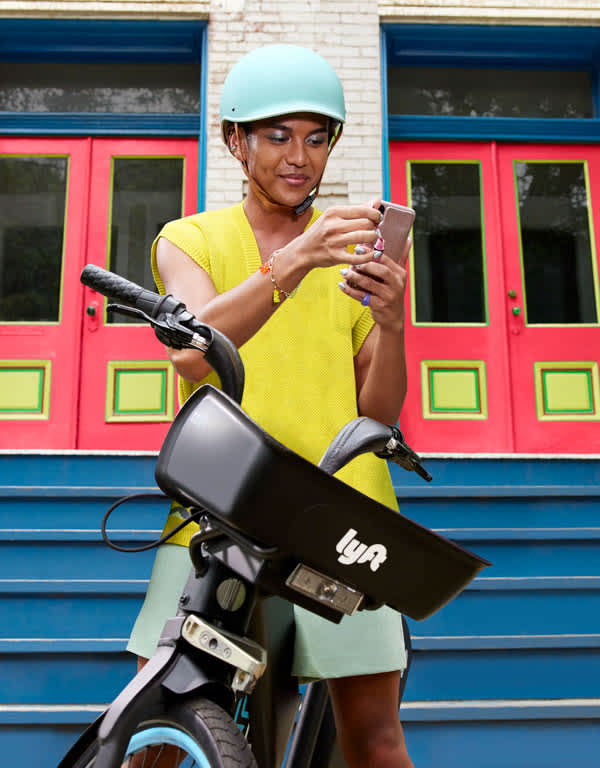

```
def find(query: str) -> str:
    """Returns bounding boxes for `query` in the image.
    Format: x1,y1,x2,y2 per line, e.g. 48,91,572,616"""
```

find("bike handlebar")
81,263,170,317
319,417,432,482
80,265,245,405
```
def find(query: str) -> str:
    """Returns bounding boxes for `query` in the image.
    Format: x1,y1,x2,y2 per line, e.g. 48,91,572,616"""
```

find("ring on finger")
361,292,371,307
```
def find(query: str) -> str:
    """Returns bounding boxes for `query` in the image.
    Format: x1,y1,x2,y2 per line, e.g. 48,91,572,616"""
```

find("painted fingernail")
375,237,385,250
373,250,383,260
361,292,371,307
376,228,382,238
354,245,367,255
340,267,349,276
338,281,346,291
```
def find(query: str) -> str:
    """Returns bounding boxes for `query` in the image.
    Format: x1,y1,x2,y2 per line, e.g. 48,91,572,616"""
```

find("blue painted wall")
1,452,599,766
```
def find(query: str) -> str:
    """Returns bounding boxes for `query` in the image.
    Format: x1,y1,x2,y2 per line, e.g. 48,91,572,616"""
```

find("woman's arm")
347,239,411,424
156,204,382,382
156,237,294,382
353,324,407,424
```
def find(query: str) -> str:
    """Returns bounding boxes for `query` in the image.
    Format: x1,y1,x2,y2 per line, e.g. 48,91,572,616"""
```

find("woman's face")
241,113,330,207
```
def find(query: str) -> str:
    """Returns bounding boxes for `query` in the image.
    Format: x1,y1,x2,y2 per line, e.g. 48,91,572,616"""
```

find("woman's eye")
306,136,327,147
267,133,288,143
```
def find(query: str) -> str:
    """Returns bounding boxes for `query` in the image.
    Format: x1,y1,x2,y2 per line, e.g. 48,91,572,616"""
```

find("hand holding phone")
377,201,415,265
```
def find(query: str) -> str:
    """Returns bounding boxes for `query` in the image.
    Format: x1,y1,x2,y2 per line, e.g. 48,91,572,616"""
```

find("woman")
128,44,414,768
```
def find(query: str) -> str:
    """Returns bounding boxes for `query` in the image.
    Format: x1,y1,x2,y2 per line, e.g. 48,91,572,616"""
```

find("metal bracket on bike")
181,615,267,694
376,427,433,482
286,563,364,616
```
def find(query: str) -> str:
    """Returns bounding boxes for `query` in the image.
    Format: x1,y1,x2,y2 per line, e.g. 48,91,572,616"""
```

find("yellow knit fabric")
151,201,398,510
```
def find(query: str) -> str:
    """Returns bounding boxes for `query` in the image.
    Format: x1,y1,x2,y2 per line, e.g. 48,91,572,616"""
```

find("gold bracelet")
260,250,299,304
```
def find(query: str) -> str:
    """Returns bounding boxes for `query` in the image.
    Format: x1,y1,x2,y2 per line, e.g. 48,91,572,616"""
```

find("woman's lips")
281,174,310,186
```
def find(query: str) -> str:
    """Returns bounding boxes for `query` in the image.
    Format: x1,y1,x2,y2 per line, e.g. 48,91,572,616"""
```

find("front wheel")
70,699,257,768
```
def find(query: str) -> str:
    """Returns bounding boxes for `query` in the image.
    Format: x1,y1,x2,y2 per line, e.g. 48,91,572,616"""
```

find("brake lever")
107,303,210,351
375,427,432,482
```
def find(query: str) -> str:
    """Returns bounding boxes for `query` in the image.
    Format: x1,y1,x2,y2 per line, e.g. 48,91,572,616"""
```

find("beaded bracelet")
260,250,299,304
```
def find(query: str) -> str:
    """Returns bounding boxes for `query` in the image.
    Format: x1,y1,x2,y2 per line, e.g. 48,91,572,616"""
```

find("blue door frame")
0,18,208,209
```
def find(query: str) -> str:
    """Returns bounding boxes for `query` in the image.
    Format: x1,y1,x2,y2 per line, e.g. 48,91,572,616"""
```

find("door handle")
86,300,99,332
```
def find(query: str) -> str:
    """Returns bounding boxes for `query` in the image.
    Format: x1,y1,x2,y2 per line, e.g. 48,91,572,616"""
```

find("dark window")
107,157,184,323
0,157,67,322
410,162,486,324
516,162,598,324
0,62,200,113
388,67,592,119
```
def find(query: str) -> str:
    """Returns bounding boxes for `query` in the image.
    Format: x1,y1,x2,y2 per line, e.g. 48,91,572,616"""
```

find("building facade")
1,1,600,766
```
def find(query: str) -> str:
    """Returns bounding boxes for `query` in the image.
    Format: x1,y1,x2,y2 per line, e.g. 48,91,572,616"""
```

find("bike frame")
59,531,345,768
59,266,487,768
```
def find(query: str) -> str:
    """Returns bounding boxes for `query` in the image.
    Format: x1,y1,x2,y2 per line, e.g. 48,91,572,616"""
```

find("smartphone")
378,201,415,264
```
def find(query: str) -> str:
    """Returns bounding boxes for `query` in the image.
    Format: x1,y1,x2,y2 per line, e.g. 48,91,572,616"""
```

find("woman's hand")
340,236,411,332
285,203,382,269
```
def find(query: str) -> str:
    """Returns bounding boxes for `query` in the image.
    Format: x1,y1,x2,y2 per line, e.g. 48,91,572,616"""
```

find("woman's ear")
228,125,250,169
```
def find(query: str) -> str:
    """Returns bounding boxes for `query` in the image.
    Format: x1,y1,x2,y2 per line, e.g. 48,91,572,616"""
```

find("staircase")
1,452,599,766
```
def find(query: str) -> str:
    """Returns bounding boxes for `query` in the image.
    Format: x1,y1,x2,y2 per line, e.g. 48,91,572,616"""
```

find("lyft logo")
336,528,387,572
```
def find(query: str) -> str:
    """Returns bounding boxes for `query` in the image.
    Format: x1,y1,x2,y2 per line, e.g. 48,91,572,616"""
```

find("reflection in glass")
388,67,592,119
0,62,200,113
410,163,486,323
0,157,67,322
516,162,598,324
108,157,184,323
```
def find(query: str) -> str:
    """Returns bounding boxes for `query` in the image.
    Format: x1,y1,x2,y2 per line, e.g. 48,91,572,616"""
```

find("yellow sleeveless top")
152,201,398,510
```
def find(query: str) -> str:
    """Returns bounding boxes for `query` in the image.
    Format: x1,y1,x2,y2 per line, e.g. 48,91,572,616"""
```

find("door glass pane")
0,62,200,113
410,162,486,323
0,156,67,322
388,67,592,118
107,157,184,324
515,162,598,325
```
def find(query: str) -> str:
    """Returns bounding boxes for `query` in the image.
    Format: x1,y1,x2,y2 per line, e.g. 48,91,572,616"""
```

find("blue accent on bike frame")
382,24,600,144
234,695,250,732
127,725,210,767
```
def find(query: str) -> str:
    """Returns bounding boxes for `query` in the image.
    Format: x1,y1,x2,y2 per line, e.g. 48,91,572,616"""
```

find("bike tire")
68,698,257,768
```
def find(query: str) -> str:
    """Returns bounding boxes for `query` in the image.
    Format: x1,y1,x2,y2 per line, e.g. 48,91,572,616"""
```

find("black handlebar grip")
318,418,392,476
81,265,162,317
81,264,245,405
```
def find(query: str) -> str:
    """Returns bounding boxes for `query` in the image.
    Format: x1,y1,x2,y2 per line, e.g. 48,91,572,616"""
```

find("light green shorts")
127,543,407,680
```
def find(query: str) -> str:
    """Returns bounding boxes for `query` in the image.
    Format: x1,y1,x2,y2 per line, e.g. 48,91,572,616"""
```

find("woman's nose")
286,138,308,166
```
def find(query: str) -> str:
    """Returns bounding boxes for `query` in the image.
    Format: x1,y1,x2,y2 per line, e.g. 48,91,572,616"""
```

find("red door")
0,138,90,449
390,141,513,453
498,144,600,453
77,138,198,450
0,137,198,450
390,141,600,455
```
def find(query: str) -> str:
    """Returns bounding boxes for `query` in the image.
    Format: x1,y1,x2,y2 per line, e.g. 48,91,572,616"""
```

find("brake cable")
100,493,204,553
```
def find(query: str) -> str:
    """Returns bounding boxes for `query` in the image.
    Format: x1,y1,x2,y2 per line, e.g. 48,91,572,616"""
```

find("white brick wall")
204,0,383,209
0,2,210,17
379,1,600,24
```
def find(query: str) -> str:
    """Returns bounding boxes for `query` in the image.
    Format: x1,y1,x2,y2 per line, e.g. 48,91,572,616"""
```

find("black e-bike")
58,265,489,768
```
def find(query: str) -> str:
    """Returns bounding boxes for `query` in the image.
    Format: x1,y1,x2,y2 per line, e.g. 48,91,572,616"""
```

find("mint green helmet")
220,44,346,141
